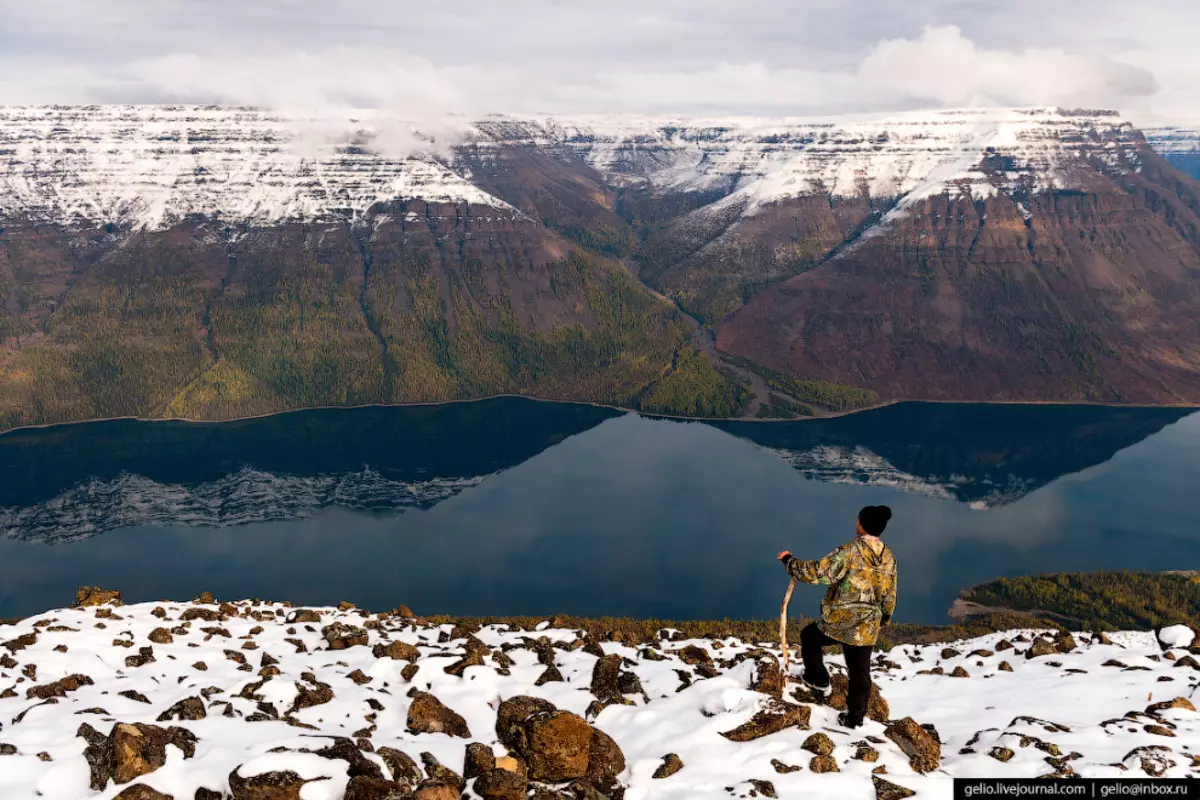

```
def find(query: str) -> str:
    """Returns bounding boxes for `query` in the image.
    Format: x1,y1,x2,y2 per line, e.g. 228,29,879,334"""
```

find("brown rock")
855,745,879,762
771,758,800,773
748,779,777,797
111,723,198,785
802,732,835,756
749,654,783,698
998,661,1013,672
126,647,156,668
1145,725,1176,737
342,775,407,800
419,751,463,790
720,699,810,741
396,605,415,618
1026,638,1057,659
950,666,970,678
288,609,321,623
809,754,839,773
496,695,558,751
27,673,93,699
473,768,528,800
322,622,368,650
587,727,626,793
522,711,593,781
828,674,890,722
157,697,206,722
675,645,713,666
290,678,334,713
148,629,174,645
180,608,220,622
74,587,123,608
347,669,372,685
195,592,215,604
591,654,625,704
941,648,960,659
378,747,422,791
872,775,916,800
401,664,419,681
406,691,471,738
313,737,384,780
990,746,1015,762
885,717,941,774
114,785,173,800
652,753,683,779
228,768,316,800
372,641,419,662
412,782,459,800
1147,697,1197,715
463,742,496,780
531,665,563,686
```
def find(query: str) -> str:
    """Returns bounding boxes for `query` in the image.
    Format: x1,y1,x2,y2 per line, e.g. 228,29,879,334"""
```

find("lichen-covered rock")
228,768,316,800
74,586,123,608
372,640,419,662
872,775,917,800
720,699,810,741
496,695,558,751
110,723,198,785
406,691,471,738
473,768,528,800
652,753,684,779
321,622,368,650
113,785,173,800
378,746,422,791
885,717,941,774
156,696,206,722
26,673,93,699
809,754,838,773
801,732,834,756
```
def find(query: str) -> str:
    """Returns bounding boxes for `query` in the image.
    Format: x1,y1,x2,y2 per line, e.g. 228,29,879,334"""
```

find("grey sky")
1,0,1195,123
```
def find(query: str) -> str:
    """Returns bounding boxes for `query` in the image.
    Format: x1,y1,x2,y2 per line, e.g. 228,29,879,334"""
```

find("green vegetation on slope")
0,225,748,429
721,351,880,412
963,572,1200,631
637,346,752,418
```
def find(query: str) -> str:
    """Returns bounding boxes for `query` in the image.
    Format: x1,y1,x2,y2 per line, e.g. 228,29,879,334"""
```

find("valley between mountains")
2,106,1200,430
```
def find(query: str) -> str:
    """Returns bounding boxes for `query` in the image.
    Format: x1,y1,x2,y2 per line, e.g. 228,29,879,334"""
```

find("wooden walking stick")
780,577,796,681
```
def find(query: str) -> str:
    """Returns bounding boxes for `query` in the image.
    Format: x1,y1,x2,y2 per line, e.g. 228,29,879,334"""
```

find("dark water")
2,399,1199,623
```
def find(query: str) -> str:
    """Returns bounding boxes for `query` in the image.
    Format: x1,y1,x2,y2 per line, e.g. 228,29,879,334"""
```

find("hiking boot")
837,711,864,729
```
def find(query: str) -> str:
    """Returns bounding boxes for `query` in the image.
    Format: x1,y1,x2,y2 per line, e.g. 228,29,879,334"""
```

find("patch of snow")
1159,625,1196,649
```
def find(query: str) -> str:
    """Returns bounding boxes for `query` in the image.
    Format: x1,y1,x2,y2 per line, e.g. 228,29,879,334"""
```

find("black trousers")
800,621,873,725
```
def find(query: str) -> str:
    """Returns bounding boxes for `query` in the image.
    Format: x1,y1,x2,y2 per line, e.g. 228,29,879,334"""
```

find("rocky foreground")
1,591,1199,800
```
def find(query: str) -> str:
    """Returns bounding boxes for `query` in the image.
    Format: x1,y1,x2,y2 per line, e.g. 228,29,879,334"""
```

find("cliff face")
716,148,1200,403
2,106,1199,426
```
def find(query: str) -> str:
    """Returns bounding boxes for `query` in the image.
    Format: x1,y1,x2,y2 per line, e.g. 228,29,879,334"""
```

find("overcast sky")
1,0,1196,124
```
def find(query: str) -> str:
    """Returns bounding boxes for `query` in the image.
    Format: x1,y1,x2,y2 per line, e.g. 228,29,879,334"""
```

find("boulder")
313,737,384,780
406,691,471,738
378,747,422,791
771,758,800,773
652,753,683,779
802,732,835,756
322,622,368,650
536,666,565,686
288,609,321,623
720,699,810,741
989,747,1015,762
156,697,206,722
26,673,93,700
228,768,316,800
590,654,625,704
496,696,557,751
885,717,941,774
75,723,197,787
473,768,528,800
749,654,783,698
827,674,890,722
113,786,173,800
1025,638,1058,659
521,711,593,782
809,754,838,773
148,628,174,645
1147,697,1196,715
343,774,408,800
674,645,713,666
463,742,496,780
872,775,917,800
586,728,625,793
74,586,123,608
372,641,420,662
290,678,334,713
413,781,459,800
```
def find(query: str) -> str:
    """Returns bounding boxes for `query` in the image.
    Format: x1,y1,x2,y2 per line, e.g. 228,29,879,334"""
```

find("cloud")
0,2,1191,125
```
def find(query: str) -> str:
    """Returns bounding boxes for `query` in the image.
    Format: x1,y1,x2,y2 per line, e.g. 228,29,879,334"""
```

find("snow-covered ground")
1,598,1197,799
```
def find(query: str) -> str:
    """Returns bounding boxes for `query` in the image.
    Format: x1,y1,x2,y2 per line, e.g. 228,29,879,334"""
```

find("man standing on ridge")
777,505,897,729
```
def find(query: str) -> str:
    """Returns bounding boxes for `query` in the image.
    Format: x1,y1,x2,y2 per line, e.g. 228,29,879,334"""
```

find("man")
776,505,897,729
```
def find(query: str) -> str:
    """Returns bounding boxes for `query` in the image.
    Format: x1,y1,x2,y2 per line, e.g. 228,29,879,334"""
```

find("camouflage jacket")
784,535,897,647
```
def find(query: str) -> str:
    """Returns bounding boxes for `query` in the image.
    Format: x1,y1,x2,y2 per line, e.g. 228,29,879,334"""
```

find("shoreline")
2,392,1196,438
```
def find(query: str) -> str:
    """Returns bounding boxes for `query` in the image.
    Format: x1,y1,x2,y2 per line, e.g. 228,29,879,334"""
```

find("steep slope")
0,107,739,430
1147,124,1200,180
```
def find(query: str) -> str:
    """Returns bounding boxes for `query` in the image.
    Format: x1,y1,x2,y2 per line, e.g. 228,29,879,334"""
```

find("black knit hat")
858,505,892,536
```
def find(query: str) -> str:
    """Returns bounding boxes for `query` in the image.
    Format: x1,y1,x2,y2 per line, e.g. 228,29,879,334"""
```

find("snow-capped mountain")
0,105,1142,231
1144,124,1200,180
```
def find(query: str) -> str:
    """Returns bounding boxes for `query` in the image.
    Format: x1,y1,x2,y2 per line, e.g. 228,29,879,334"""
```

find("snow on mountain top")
0,105,518,230
1,598,1197,799
0,105,1146,230
475,107,1142,216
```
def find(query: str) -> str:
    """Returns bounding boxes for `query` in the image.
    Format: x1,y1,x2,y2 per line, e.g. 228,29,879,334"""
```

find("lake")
1,399,1199,623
